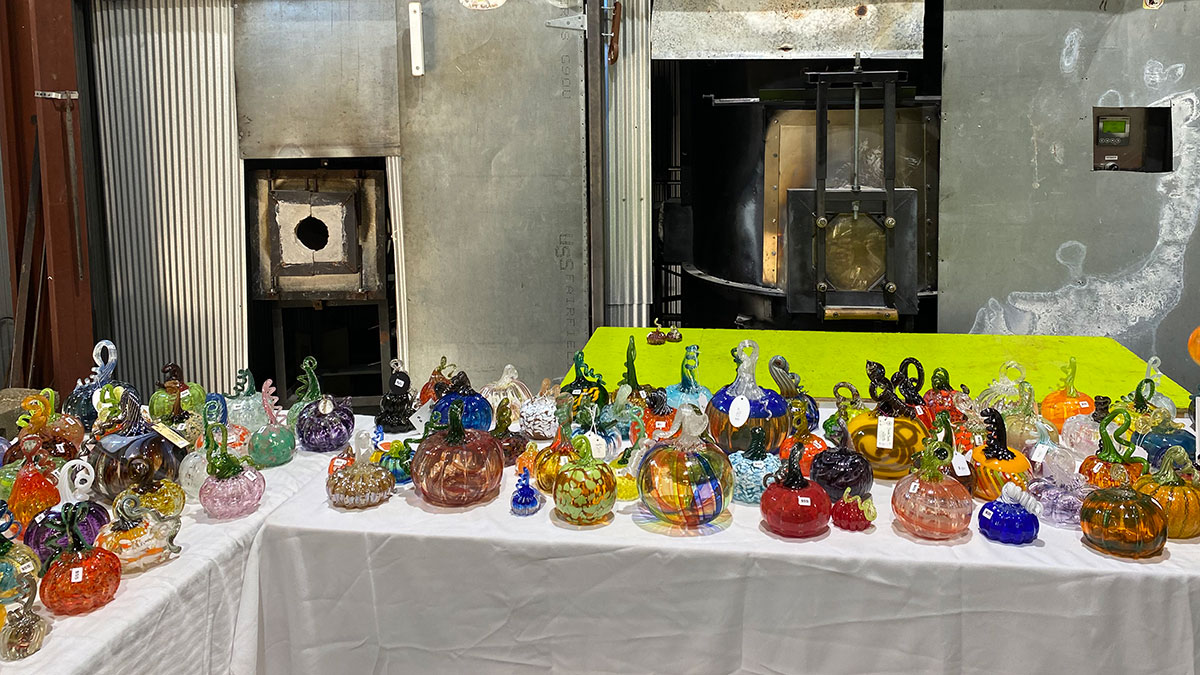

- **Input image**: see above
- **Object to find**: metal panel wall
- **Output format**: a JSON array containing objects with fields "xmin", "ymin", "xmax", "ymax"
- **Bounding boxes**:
[
  {"xmin": 606, "ymin": 0, "xmax": 652, "ymax": 327},
  {"xmin": 92, "ymin": 0, "xmax": 245, "ymax": 393},
  {"xmin": 941, "ymin": 0, "xmax": 1200, "ymax": 390}
]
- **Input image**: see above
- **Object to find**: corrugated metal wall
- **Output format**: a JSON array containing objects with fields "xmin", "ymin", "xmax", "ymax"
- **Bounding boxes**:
[
  {"xmin": 605, "ymin": 0, "xmax": 652, "ymax": 327},
  {"xmin": 91, "ymin": 0, "xmax": 245, "ymax": 393}
]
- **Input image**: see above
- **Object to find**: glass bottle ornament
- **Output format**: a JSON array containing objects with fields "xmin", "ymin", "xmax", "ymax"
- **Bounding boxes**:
[
  {"xmin": 822, "ymin": 381, "xmax": 871, "ymax": 440},
  {"xmin": 0, "ymin": 503, "xmax": 41, "ymax": 578},
  {"xmin": 418, "ymin": 356, "xmax": 456, "ymax": 407},
  {"xmin": 552, "ymin": 435, "xmax": 617, "ymax": 526},
  {"xmin": 249, "ymin": 379, "xmax": 296, "ymax": 468},
  {"xmin": 179, "ymin": 397, "xmax": 228, "ymax": 499},
  {"xmin": 848, "ymin": 360, "xmax": 931, "ymax": 480},
  {"xmin": 759, "ymin": 441, "xmax": 832, "ymax": 539},
  {"xmin": 978, "ymin": 482, "xmax": 1041, "ymax": 545},
  {"xmin": 562, "ymin": 350, "xmax": 610, "ymax": 409},
  {"xmin": 225, "ymin": 368, "xmax": 269, "ymax": 433},
  {"xmin": 7, "ymin": 446, "xmax": 59, "ymax": 529},
  {"xmin": 23, "ymin": 460, "xmax": 110, "ymax": 564},
  {"xmin": 376, "ymin": 359, "xmax": 417, "ymax": 434},
  {"xmin": 706, "ymin": 340, "xmax": 788, "ymax": 454},
  {"xmin": 94, "ymin": 493, "xmax": 181, "ymax": 572},
  {"xmin": 768, "ymin": 355, "xmax": 820, "ymax": 435},
  {"xmin": 1132, "ymin": 446, "xmax": 1200, "ymax": 539},
  {"xmin": 63, "ymin": 341, "xmax": 130, "ymax": 433},
  {"xmin": 286, "ymin": 356, "xmax": 323, "ymax": 429},
  {"xmin": 1003, "ymin": 381, "xmax": 1059, "ymax": 450},
  {"xmin": 480, "ymin": 364, "xmax": 534, "ymax": 424},
  {"xmin": 922, "ymin": 367, "xmax": 967, "ymax": 424},
  {"xmin": 147, "ymin": 363, "xmax": 206, "ymax": 445},
  {"xmin": 1079, "ymin": 410, "xmax": 1147, "ymax": 488},
  {"xmin": 198, "ymin": 424, "xmax": 266, "ymax": 520},
  {"xmin": 638, "ymin": 405, "xmax": 734, "ymax": 527},
  {"xmin": 809, "ymin": 418, "xmax": 874, "ymax": 502},
  {"xmin": 1040, "ymin": 357, "xmax": 1095, "ymax": 434},
  {"xmin": 892, "ymin": 438, "xmax": 974, "ymax": 540},
  {"xmin": 327, "ymin": 430, "xmax": 395, "ymax": 509},
  {"xmin": 411, "ymin": 401, "xmax": 505, "ymax": 507},
  {"xmin": 491, "ymin": 398, "xmax": 532, "ymax": 466},
  {"xmin": 431, "ymin": 373, "xmax": 493, "ymax": 431},
  {"xmin": 511, "ymin": 468, "xmax": 543, "ymax": 516},
  {"xmin": 831, "ymin": 488, "xmax": 877, "ymax": 532},
  {"xmin": 778, "ymin": 399, "xmax": 828, "ymax": 472},
  {"xmin": 297, "ymin": 395, "xmax": 355, "ymax": 453},
  {"xmin": 975, "ymin": 361, "xmax": 1026, "ymax": 415},
  {"xmin": 520, "ymin": 379, "xmax": 562, "ymax": 441},
  {"xmin": 1025, "ymin": 445, "xmax": 1095, "ymax": 529},
  {"xmin": 39, "ymin": 502, "xmax": 122, "ymax": 615},
  {"xmin": 664, "ymin": 344, "xmax": 713, "ymax": 410},
  {"xmin": 13, "ymin": 389, "xmax": 84, "ymax": 461},
  {"xmin": 1080, "ymin": 465, "xmax": 1167, "ymax": 559},
  {"xmin": 0, "ymin": 574, "xmax": 47, "ymax": 660},
  {"xmin": 729, "ymin": 427, "xmax": 782, "ymax": 504},
  {"xmin": 115, "ymin": 458, "xmax": 185, "ymax": 519},
  {"xmin": 640, "ymin": 388, "xmax": 677, "ymax": 442},
  {"xmin": 1061, "ymin": 396, "xmax": 1113, "ymax": 463},
  {"xmin": 971, "ymin": 408, "xmax": 1033, "ymax": 500}
]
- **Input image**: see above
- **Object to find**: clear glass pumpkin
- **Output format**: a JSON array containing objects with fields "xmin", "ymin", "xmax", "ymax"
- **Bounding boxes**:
[
  {"xmin": 0, "ymin": 574, "xmax": 47, "ymax": 660},
  {"xmin": 328, "ymin": 431, "xmax": 396, "ymax": 509},
  {"xmin": 95, "ymin": 493, "xmax": 182, "ymax": 572},
  {"xmin": 1026, "ymin": 445, "xmax": 1094, "ymax": 529},
  {"xmin": 225, "ymin": 368, "xmax": 269, "ymax": 432},
  {"xmin": 480, "ymin": 364, "xmax": 533, "ymax": 424}
]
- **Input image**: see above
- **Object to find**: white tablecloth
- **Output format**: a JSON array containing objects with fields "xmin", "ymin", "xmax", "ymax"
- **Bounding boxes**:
[
  {"xmin": 5, "ymin": 446, "xmax": 334, "ymax": 674},
  {"xmin": 230, "ymin": 438, "xmax": 1200, "ymax": 675}
]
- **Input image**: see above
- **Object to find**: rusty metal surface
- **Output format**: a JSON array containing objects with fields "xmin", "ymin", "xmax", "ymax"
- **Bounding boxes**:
[{"xmin": 650, "ymin": 0, "xmax": 924, "ymax": 60}]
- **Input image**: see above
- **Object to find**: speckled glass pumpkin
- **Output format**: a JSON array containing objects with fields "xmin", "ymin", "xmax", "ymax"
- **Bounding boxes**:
[
  {"xmin": 705, "ymin": 340, "xmax": 788, "ymax": 454},
  {"xmin": 849, "ymin": 361, "xmax": 930, "ymax": 480},
  {"xmin": 411, "ymin": 401, "xmax": 505, "ymax": 507},
  {"xmin": 1133, "ymin": 446, "xmax": 1200, "ymax": 539},
  {"xmin": 1080, "ymin": 475, "xmax": 1167, "ymax": 559},
  {"xmin": 971, "ymin": 408, "xmax": 1033, "ymax": 500},
  {"xmin": 729, "ymin": 427, "xmax": 781, "ymax": 504},
  {"xmin": 1079, "ymin": 410, "xmax": 1147, "ymax": 488},
  {"xmin": 296, "ymin": 396, "xmax": 355, "ymax": 453},
  {"xmin": 638, "ymin": 405, "xmax": 734, "ymax": 527},
  {"xmin": 552, "ymin": 436, "xmax": 617, "ymax": 525},
  {"xmin": 328, "ymin": 431, "xmax": 396, "ymax": 509},
  {"xmin": 892, "ymin": 439, "xmax": 974, "ymax": 540},
  {"xmin": 922, "ymin": 367, "xmax": 966, "ymax": 424},
  {"xmin": 94, "ymin": 493, "xmax": 182, "ymax": 572}
]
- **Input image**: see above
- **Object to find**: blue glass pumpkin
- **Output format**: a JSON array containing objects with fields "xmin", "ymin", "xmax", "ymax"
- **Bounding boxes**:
[
  {"xmin": 1134, "ymin": 427, "xmax": 1196, "ymax": 469},
  {"xmin": 978, "ymin": 483, "xmax": 1040, "ymax": 544},
  {"xmin": 431, "ymin": 372, "xmax": 493, "ymax": 431},
  {"xmin": 705, "ymin": 340, "xmax": 788, "ymax": 454}
]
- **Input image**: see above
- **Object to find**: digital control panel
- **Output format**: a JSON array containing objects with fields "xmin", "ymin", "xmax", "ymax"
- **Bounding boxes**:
[
  {"xmin": 1093, "ymin": 107, "xmax": 1170, "ymax": 172},
  {"xmin": 1096, "ymin": 116, "xmax": 1130, "ymax": 146}
]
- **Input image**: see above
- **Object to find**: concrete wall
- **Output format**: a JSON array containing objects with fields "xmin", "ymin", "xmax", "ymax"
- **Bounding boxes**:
[{"xmin": 940, "ymin": 0, "xmax": 1200, "ymax": 391}]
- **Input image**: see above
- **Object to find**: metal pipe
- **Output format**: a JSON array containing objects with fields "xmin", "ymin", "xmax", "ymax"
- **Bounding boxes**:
[{"xmin": 852, "ymin": 53, "xmax": 861, "ymax": 194}]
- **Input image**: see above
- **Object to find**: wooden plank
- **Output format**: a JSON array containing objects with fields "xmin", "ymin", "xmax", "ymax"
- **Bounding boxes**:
[{"xmin": 568, "ymin": 328, "xmax": 1194, "ymax": 408}]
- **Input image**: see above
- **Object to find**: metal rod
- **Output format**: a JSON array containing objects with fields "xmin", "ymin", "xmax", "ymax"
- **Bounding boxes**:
[
  {"xmin": 63, "ymin": 100, "xmax": 85, "ymax": 280},
  {"xmin": 852, "ymin": 53, "xmax": 862, "ymax": 193}
]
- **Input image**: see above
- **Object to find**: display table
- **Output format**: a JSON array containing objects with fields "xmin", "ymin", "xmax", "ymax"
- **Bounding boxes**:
[
  {"xmin": 576, "ymin": 328, "xmax": 1194, "ymax": 408},
  {"xmin": 5, "ymin": 448, "xmax": 334, "ymax": 675},
  {"xmin": 232, "ymin": 419, "xmax": 1200, "ymax": 675}
]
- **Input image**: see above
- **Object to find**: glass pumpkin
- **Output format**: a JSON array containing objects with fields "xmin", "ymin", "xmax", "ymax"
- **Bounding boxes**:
[
  {"xmin": 480, "ymin": 364, "xmax": 534, "ymax": 424},
  {"xmin": 569, "ymin": 399, "xmax": 622, "ymax": 463},
  {"xmin": 1004, "ymin": 381, "xmax": 1059, "ymax": 450},
  {"xmin": 911, "ymin": 412, "xmax": 977, "ymax": 494},
  {"xmin": 822, "ymin": 382, "xmax": 871, "ymax": 441},
  {"xmin": 705, "ymin": 340, "xmax": 788, "ymax": 454},
  {"xmin": 418, "ymin": 356, "xmax": 456, "ymax": 407},
  {"xmin": 886, "ymin": 357, "xmax": 934, "ymax": 428},
  {"xmin": 553, "ymin": 436, "xmax": 617, "ymax": 526},
  {"xmin": 91, "ymin": 389, "xmax": 189, "ymax": 502},
  {"xmin": 94, "ymin": 493, "xmax": 182, "ymax": 572},
  {"xmin": 638, "ymin": 405, "xmax": 734, "ymax": 527},
  {"xmin": 376, "ymin": 359, "xmax": 417, "ymax": 434},
  {"xmin": 225, "ymin": 368, "xmax": 269, "ymax": 432},
  {"xmin": 39, "ymin": 502, "xmax": 122, "ymax": 615},
  {"xmin": 849, "ymin": 360, "xmax": 930, "ymax": 480},
  {"xmin": 923, "ymin": 367, "xmax": 967, "ymax": 424},
  {"xmin": 249, "ymin": 379, "xmax": 296, "ymax": 468},
  {"xmin": 768, "ymin": 355, "xmax": 820, "ymax": 436},
  {"xmin": 511, "ymin": 468, "xmax": 543, "ymax": 516},
  {"xmin": 1079, "ymin": 410, "xmax": 1147, "ymax": 488},
  {"xmin": 600, "ymin": 383, "xmax": 645, "ymax": 443},
  {"xmin": 729, "ymin": 427, "xmax": 781, "ymax": 505},
  {"xmin": 1133, "ymin": 417, "xmax": 1196, "ymax": 469},
  {"xmin": 1040, "ymin": 357, "xmax": 1095, "ymax": 434},
  {"xmin": 297, "ymin": 395, "xmax": 355, "ymax": 453},
  {"xmin": 513, "ymin": 441, "xmax": 540, "ymax": 481},
  {"xmin": 831, "ymin": 488, "xmax": 877, "ymax": 532},
  {"xmin": 62, "ymin": 340, "xmax": 126, "ymax": 433},
  {"xmin": 23, "ymin": 460, "xmax": 110, "ymax": 563},
  {"xmin": 778, "ymin": 399, "xmax": 828, "ymax": 471},
  {"xmin": 1129, "ymin": 358, "xmax": 1178, "ymax": 420},
  {"xmin": 411, "ymin": 401, "xmax": 505, "ymax": 508},
  {"xmin": 664, "ymin": 344, "xmax": 713, "ymax": 410},
  {"xmin": 534, "ymin": 426, "xmax": 580, "ymax": 494},
  {"xmin": 1080, "ymin": 467, "xmax": 1168, "ymax": 559},
  {"xmin": 89, "ymin": 382, "xmax": 140, "ymax": 441},
  {"xmin": 978, "ymin": 482, "xmax": 1041, "ymax": 545},
  {"xmin": 179, "ymin": 397, "xmax": 230, "ymax": 499},
  {"xmin": 7, "ymin": 448, "xmax": 59, "ymax": 529},
  {"xmin": 13, "ymin": 389, "xmax": 84, "ymax": 461},
  {"xmin": 520, "ymin": 379, "xmax": 562, "ymax": 441},
  {"xmin": 892, "ymin": 438, "xmax": 974, "ymax": 540},
  {"xmin": 115, "ymin": 459, "xmax": 186, "ymax": 520},
  {"xmin": 975, "ymin": 361, "xmax": 1026, "ymax": 415},
  {"xmin": 286, "ymin": 356, "xmax": 323, "ymax": 429},
  {"xmin": 491, "ymin": 398, "xmax": 532, "ymax": 466},
  {"xmin": 431, "ymin": 373, "xmax": 493, "ymax": 432},
  {"xmin": 562, "ymin": 350, "xmax": 610, "ymax": 409},
  {"xmin": 1025, "ymin": 444, "xmax": 1095, "ymax": 529},
  {"xmin": 328, "ymin": 430, "xmax": 395, "ymax": 509},
  {"xmin": 1061, "ymin": 396, "xmax": 1113, "ymax": 463},
  {"xmin": 759, "ymin": 444, "xmax": 832, "ymax": 539},
  {"xmin": 1133, "ymin": 446, "xmax": 1200, "ymax": 539},
  {"xmin": 146, "ymin": 363, "xmax": 206, "ymax": 445},
  {"xmin": 809, "ymin": 418, "xmax": 874, "ymax": 502},
  {"xmin": 0, "ymin": 574, "xmax": 47, "ymax": 660},
  {"xmin": 198, "ymin": 424, "xmax": 266, "ymax": 520},
  {"xmin": 0, "ymin": 503, "xmax": 41, "ymax": 579},
  {"xmin": 971, "ymin": 408, "xmax": 1033, "ymax": 500},
  {"xmin": 640, "ymin": 388, "xmax": 677, "ymax": 442}
]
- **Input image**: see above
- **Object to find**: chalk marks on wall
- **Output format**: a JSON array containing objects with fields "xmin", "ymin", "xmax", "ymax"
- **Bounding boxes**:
[
  {"xmin": 1145, "ymin": 60, "xmax": 1185, "ymax": 90},
  {"xmin": 1060, "ymin": 27, "xmax": 1083, "ymax": 74},
  {"xmin": 971, "ymin": 91, "xmax": 1200, "ymax": 356}
]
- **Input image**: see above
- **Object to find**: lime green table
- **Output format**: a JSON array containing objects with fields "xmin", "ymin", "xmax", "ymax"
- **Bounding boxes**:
[{"xmin": 571, "ymin": 328, "xmax": 1192, "ymax": 408}]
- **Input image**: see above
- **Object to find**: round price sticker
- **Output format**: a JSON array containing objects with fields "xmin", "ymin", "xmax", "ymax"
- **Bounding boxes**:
[{"xmin": 729, "ymin": 396, "xmax": 751, "ymax": 428}]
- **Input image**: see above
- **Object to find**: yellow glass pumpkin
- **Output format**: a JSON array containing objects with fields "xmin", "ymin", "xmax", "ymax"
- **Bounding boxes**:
[
  {"xmin": 971, "ymin": 408, "xmax": 1032, "ymax": 500},
  {"xmin": 534, "ymin": 427, "xmax": 580, "ymax": 493},
  {"xmin": 1133, "ymin": 445, "xmax": 1200, "ymax": 539},
  {"xmin": 848, "ymin": 361, "xmax": 929, "ymax": 480}
]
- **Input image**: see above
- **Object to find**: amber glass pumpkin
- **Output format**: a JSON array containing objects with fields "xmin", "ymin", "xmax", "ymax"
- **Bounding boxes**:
[
  {"xmin": 534, "ymin": 426, "xmax": 581, "ymax": 494},
  {"xmin": 848, "ymin": 361, "xmax": 930, "ymax": 480},
  {"xmin": 411, "ymin": 401, "xmax": 505, "ymax": 507},
  {"xmin": 638, "ymin": 405, "xmax": 734, "ymax": 527},
  {"xmin": 970, "ymin": 408, "xmax": 1033, "ymax": 500},
  {"xmin": 1080, "ymin": 467, "xmax": 1167, "ymax": 559},
  {"xmin": 13, "ymin": 390, "xmax": 84, "ymax": 460},
  {"xmin": 1133, "ymin": 446, "xmax": 1200, "ymax": 539},
  {"xmin": 552, "ymin": 436, "xmax": 617, "ymax": 525},
  {"xmin": 418, "ymin": 356, "xmax": 456, "ymax": 407},
  {"xmin": 705, "ymin": 340, "xmax": 788, "ymax": 454},
  {"xmin": 892, "ymin": 439, "xmax": 974, "ymax": 540},
  {"xmin": 1079, "ymin": 410, "xmax": 1147, "ymax": 488},
  {"xmin": 1040, "ymin": 357, "xmax": 1095, "ymax": 434}
]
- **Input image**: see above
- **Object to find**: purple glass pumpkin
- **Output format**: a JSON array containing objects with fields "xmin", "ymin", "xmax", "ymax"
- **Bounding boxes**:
[
  {"xmin": 296, "ymin": 396, "xmax": 355, "ymax": 453},
  {"xmin": 24, "ymin": 501, "xmax": 110, "ymax": 562}
]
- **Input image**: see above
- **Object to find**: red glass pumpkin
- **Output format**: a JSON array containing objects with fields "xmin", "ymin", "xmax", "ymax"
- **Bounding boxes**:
[
  {"xmin": 923, "ymin": 367, "xmax": 966, "ymax": 424},
  {"xmin": 760, "ymin": 448, "xmax": 832, "ymax": 539},
  {"xmin": 38, "ymin": 503, "xmax": 122, "ymax": 615},
  {"xmin": 411, "ymin": 401, "xmax": 505, "ymax": 507}
]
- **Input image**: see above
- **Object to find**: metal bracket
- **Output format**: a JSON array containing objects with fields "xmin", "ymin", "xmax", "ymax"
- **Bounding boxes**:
[
  {"xmin": 409, "ymin": 3, "xmax": 424, "ymax": 77},
  {"xmin": 546, "ymin": 14, "xmax": 585, "ymax": 33},
  {"xmin": 34, "ymin": 90, "xmax": 79, "ymax": 100}
]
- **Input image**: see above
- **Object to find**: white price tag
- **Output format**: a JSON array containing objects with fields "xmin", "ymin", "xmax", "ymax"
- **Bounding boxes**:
[
  {"xmin": 981, "ymin": 508, "xmax": 993, "ymax": 520},
  {"xmin": 876, "ymin": 416, "xmax": 895, "ymax": 450},
  {"xmin": 585, "ymin": 432, "xmax": 606, "ymax": 454},
  {"xmin": 1092, "ymin": 462, "xmax": 1105, "ymax": 474},
  {"xmin": 729, "ymin": 396, "xmax": 751, "ymax": 428},
  {"xmin": 908, "ymin": 481, "xmax": 920, "ymax": 494},
  {"xmin": 951, "ymin": 453, "xmax": 971, "ymax": 477},
  {"xmin": 654, "ymin": 420, "xmax": 667, "ymax": 429},
  {"xmin": 1030, "ymin": 443, "xmax": 1051, "ymax": 463},
  {"xmin": 151, "ymin": 422, "xmax": 191, "ymax": 449},
  {"xmin": 797, "ymin": 496, "xmax": 811, "ymax": 506},
  {"xmin": 18, "ymin": 560, "xmax": 35, "ymax": 574},
  {"xmin": 411, "ymin": 400, "xmax": 435, "ymax": 429},
  {"xmin": 71, "ymin": 567, "xmax": 83, "ymax": 583}
]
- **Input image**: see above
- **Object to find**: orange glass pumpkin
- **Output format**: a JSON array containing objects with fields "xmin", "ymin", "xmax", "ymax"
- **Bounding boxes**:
[
  {"xmin": 848, "ymin": 361, "xmax": 930, "ymax": 480},
  {"xmin": 534, "ymin": 425, "xmax": 581, "ymax": 493},
  {"xmin": 892, "ymin": 438, "xmax": 974, "ymax": 540},
  {"xmin": 1080, "ymin": 466, "xmax": 1167, "ymax": 559},
  {"xmin": 970, "ymin": 408, "xmax": 1033, "ymax": 501},
  {"xmin": 38, "ymin": 503, "xmax": 122, "ymax": 615},
  {"xmin": 778, "ymin": 399, "xmax": 828, "ymax": 474},
  {"xmin": 1040, "ymin": 357, "xmax": 1095, "ymax": 434},
  {"xmin": 7, "ymin": 446, "xmax": 59, "ymax": 529},
  {"xmin": 922, "ymin": 367, "xmax": 966, "ymax": 424},
  {"xmin": 1079, "ymin": 410, "xmax": 1147, "ymax": 488},
  {"xmin": 1133, "ymin": 446, "xmax": 1200, "ymax": 539},
  {"xmin": 418, "ymin": 356, "xmax": 456, "ymax": 407}
]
